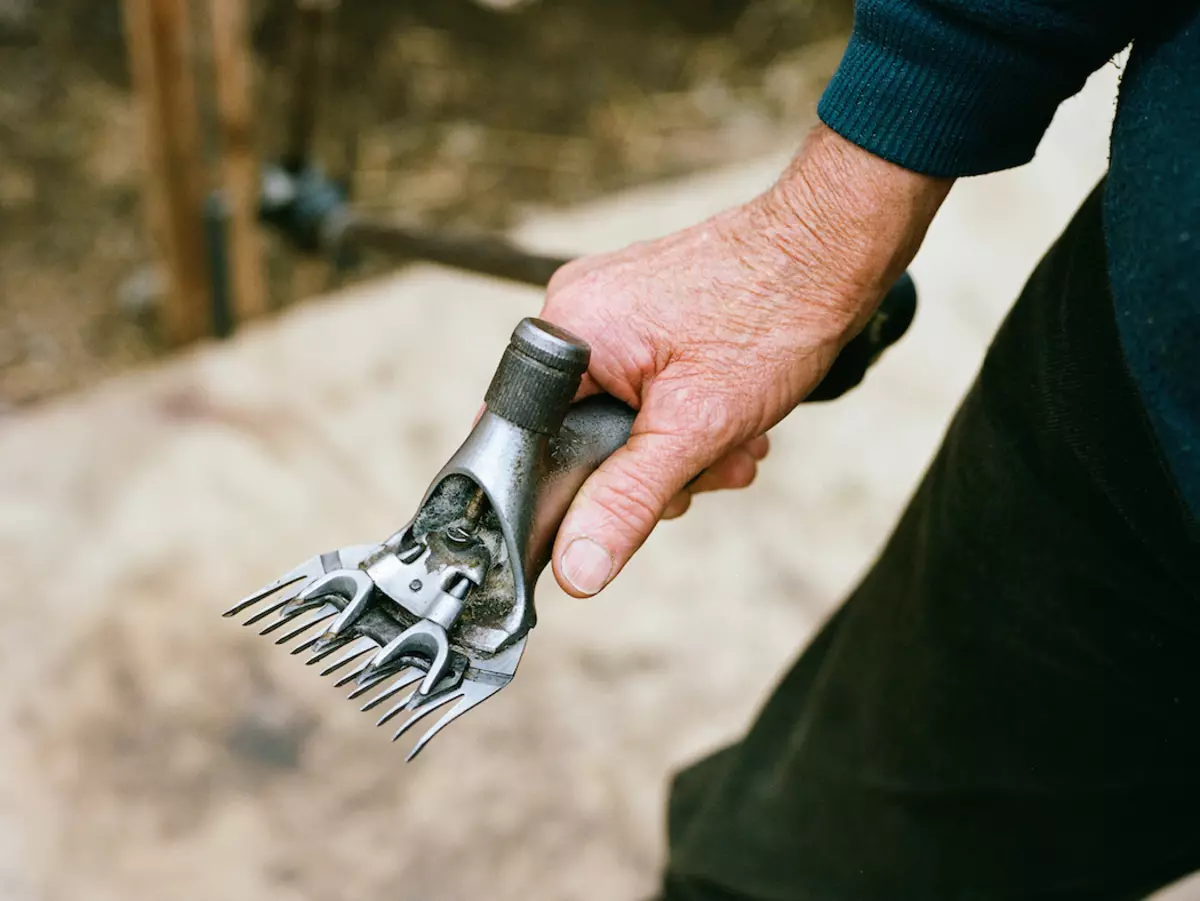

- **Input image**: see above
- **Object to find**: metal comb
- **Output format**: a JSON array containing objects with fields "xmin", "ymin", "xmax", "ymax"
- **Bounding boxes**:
[{"xmin": 224, "ymin": 318, "xmax": 634, "ymax": 759}]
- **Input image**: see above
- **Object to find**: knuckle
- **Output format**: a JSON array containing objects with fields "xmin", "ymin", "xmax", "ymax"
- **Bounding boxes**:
[
  {"xmin": 545, "ymin": 257, "xmax": 590, "ymax": 296},
  {"xmin": 543, "ymin": 277, "xmax": 600, "ymax": 332}
]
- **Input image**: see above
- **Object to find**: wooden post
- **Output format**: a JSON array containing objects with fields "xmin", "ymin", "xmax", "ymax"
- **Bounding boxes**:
[
  {"xmin": 123, "ymin": 0, "xmax": 213, "ymax": 345},
  {"xmin": 209, "ymin": 0, "xmax": 268, "ymax": 323},
  {"xmin": 284, "ymin": 0, "xmax": 337, "ymax": 172},
  {"xmin": 284, "ymin": 0, "xmax": 339, "ymax": 302}
]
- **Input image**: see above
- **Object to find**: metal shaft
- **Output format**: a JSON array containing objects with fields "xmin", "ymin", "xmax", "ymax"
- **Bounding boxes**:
[{"xmin": 336, "ymin": 216, "xmax": 570, "ymax": 286}]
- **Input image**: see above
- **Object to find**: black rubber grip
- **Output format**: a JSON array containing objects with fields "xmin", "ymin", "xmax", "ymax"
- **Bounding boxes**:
[
  {"xmin": 806, "ymin": 272, "xmax": 917, "ymax": 402},
  {"xmin": 485, "ymin": 318, "xmax": 591, "ymax": 435}
]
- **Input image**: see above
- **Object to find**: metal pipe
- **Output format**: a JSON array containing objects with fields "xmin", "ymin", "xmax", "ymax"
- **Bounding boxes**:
[{"xmin": 337, "ymin": 216, "xmax": 571, "ymax": 287}]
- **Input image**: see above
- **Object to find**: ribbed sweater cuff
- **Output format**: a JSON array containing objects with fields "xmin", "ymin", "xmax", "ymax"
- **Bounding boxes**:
[{"xmin": 818, "ymin": 2, "xmax": 1087, "ymax": 178}]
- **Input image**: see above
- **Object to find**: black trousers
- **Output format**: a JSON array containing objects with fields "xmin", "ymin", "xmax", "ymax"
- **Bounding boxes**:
[{"xmin": 660, "ymin": 183, "xmax": 1200, "ymax": 900}]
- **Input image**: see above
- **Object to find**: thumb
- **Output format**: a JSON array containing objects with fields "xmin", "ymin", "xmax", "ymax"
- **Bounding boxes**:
[{"xmin": 551, "ymin": 421, "xmax": 717, "ymax": 597}]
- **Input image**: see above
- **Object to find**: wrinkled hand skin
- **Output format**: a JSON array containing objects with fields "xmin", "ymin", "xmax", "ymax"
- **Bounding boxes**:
[{"xmin": 540, "ymin": 124, "xmax": 953, "ymax": 598}]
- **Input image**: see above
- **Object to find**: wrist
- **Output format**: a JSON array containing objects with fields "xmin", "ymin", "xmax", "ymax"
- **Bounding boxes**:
[{"xmin": 762, "ymin": 124, "xmax": 953, "ymax": 327}]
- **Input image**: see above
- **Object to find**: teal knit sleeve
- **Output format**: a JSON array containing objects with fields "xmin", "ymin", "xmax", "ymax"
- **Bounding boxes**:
[{"xmin": 818, "ymin": 1, "xmax": 1141, "ymax": 177}]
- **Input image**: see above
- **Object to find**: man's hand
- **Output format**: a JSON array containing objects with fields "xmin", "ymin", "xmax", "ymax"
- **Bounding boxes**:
[{"xmin": 540, "ymin": 125, "xmax": 952, "ymax": 597}]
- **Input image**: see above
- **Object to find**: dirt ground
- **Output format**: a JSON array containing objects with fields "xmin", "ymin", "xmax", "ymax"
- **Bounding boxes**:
[{"xmin": 0, "ymin": 0, "xmax": 847, "ymax": 407}]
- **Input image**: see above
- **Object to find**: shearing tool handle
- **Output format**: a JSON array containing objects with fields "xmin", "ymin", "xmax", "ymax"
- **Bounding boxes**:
[
  {"xmin": 482, "ymin": 271, "xmax": 918, "ymax": 440},
  {"xmin": 472, "ymin": 271, "xmax": 917, "ymax": 560}
]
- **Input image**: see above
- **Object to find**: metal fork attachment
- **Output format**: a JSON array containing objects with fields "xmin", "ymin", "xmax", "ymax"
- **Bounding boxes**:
[{"xmin": 224, "ymin": 318, "xmax": 635, "ymax": 759}]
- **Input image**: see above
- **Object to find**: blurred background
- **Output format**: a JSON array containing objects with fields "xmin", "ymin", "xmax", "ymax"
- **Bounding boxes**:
[
  {"xmin": 1, "ymin": 2, "xmax": 1195, "ymax": 899},
  {"xmin": 0, "ymin": 0, "xmax": 851, "ymax": 406}
]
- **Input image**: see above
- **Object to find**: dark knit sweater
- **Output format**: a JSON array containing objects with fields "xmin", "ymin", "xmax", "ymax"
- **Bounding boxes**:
[{"xmin": 819, "ymin": 0, "xmax": 1200, "ymax": 522}]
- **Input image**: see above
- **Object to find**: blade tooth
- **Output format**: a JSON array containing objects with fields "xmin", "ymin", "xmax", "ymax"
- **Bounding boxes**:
[
  {"xmin": 280, "ymin": 595, "xmax": 327, "ymax": 618},
  {"xmin": 258, "ymin": 599, "xmax": 333, "ymax": 636},
  {"xmin": 306, "ymin": 634, "xmax": 361, "ymax": 666},
  {"xmin": 320, "ymin": 649, "xmax": 373, "ymax": 681},
  {"xmin": 316, "ymin": 639, "xmax": 376, "ymax": 677},
  {"xmin": 375, "ymin": 687, "xmax": 422, "ymax": 727},
  {"xmin": 241, "ymin": 596, "xmax": 292, "ymax": 627},
  {"xmin": 405, "ymin": 684, "xmax": 496, "ymax": 761},
  {"xmin": 391, "ymin": 691, "xmax": 461, "ymax": 744},
  {"xmin": 291, "ymin": 630, "xmax": 327, "ymax": 655},
  {"xmin": 322, "ymin": 604, "xmax": 361, "ymax": 640},
  {"xmin": 334, "ymin": 660, "xmax": 373, "ymax": 688},
  {"xmin": 359, "ymin": 622, "xmax": 450, "ymax": 695},
  {"xmin": 222, "ymin": 573, "xmax": 308, "ymax": 618},
  {"xmin": 320, "ymin": 578, "xmax": 374, "ymax": 640},
  {"xmin": 361, "ymin": 670, "xmax": 423, "ymax": 711},
  {"xmin": 362, "ymin": 632, "xmax": 410, "ymax": 679},
  {"xmin": 274, "ymin": 607, "xmax": 337, "ymax": 646},
  {"xmin": 346, "ymin": 668, "xmax": 400, "ymax": 700},
  {"xmin": 257, "ymin": 604, "xmax": 314, "ymax": 636},
  {"xmin": 292, "ymin": 624, "xmax": 344, "ymax": 656}
]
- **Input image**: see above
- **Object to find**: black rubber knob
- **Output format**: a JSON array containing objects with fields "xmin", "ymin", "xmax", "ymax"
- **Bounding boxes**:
[{"xmin": 484, "ymin": 318, "xmax": 591, "ymax": 435}]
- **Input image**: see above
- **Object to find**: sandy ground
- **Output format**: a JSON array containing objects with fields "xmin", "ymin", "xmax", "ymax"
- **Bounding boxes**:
[{"xmin": 3, "ymin": 61, "xmax": 1197, "ymax": 900}]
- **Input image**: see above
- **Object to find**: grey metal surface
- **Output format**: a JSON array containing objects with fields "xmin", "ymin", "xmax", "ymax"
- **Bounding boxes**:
[{"xmin": 484, "ymin": 317, "xmax": 593, "ymax": 434}]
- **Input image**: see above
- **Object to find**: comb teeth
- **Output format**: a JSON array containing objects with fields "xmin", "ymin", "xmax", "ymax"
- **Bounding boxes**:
[
  {"xmin": 258, "ymin": 602, "xmax": 327, "ymax": 637},
  {"xmin": 290, "ymin": 629, "xmax": 330, "ymax": 656},
  {"xmin": 333, "ymin": 659, "xmax": 374, "ymax": 688},
  {"xmin": 317, "ymin": 638, "xmax": 376, "ymax": 678},
  {"xmin": 243, "ymin": 596, "xmax": 294, "ymax": 628},
  {"xmin": 346, "ymin": 668, "xmax": 402, "ymax": 700},
  {"xmin": 306, "ymin": 633, "xmax": 356, "ymax": 665},
  {"xmin": 375, "ymin": 685, "xmax": 424, "ymax": 728},
  {"xmin": 223, "ymin": 574, "xmax": 307, "ymax": 620},
  {"xmin": 391, "ymin": 689, "xmax": 461, "ymax": 743},
  {"xmin": 227, "ymin": 552, "xmax": 519, "ymax": 760},
  {"xmin": 398, "ymin": 681, "xmax": 497, "ymax": 762},
  {"xmin": 274, "ymin": 606, "xmax": 338, "ymax": 645},
  {"xmin": 358, "ymin": 670, "xmax": 423, "ymax": 710}
]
